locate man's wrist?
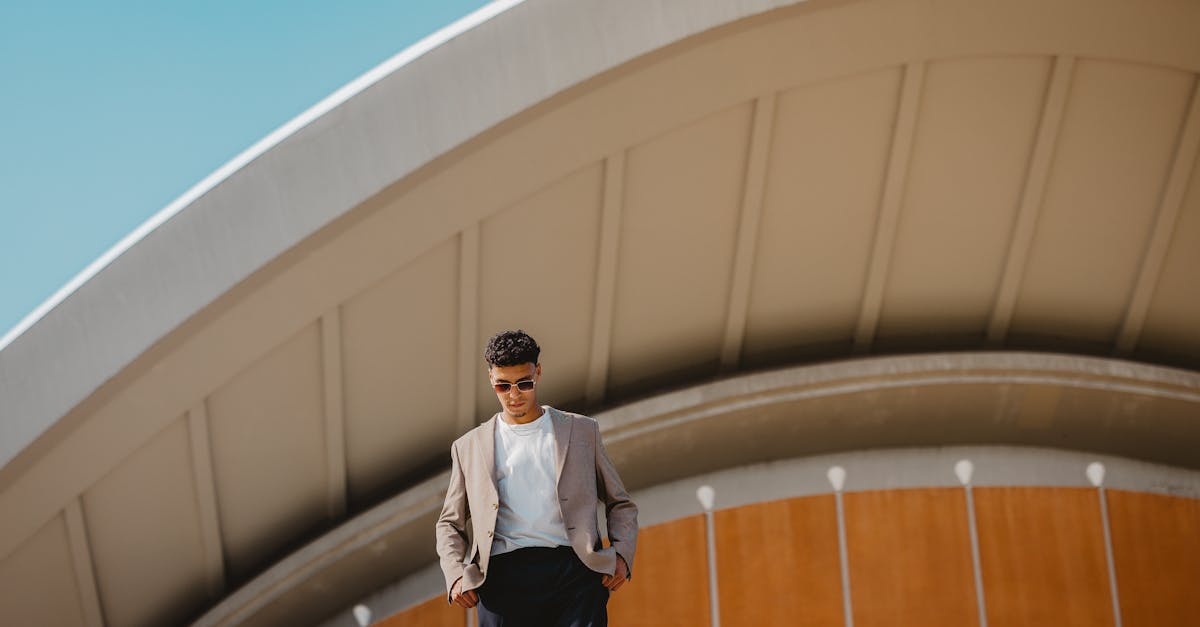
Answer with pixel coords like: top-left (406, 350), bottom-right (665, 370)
top-left (615, 552), bottom-right (629, 575)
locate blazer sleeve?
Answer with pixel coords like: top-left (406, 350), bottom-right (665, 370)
top-left (594, 419), bottom-right (638, 577)
top-left (435, 440), bottom-right (470, 601)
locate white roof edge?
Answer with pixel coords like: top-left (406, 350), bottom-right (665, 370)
top-left (0, 0), bottom-right (803, 471)
top-left (0, 0), bottom-right (528, 354)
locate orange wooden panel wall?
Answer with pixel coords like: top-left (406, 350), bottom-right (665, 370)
top-left (376, 488), bottom-right (1200, 627)
top-left (714, 495), bottom-right (843, 627)
top-left (608, 515), bottom-right (710, 626)
top-left (974, 487), bottom-right (1114, 627)
top-left (844, 488), bottom-right (978, 627)
top-left (1107, 490), bottom-right (1200, 627)
top-left (377, 595), bottom-right (464, 627)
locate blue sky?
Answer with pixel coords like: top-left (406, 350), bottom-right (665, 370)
top-left (0, 0), bottom-right (492, 341)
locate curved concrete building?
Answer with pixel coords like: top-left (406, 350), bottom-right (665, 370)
top-left (2, 0), bottom-right (1199, 625)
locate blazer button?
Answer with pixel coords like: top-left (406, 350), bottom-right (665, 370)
top-left (492, 503), bottom-right (498, 510)
top-left (487, 530), bottom-right (493, 538)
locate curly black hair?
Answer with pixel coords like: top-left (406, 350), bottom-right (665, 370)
top-left (483, 329), bottom-right (541, 367)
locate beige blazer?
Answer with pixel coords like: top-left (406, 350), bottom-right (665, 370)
top-left (435, 407), bottom-right (638, 599)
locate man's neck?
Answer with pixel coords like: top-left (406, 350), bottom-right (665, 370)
top-left (502, 405), bottom-right (545, 425)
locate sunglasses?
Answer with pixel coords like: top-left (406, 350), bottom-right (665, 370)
top-left (492, 379), bottom-right (536, 394)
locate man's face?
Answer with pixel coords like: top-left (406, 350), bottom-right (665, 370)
top-left (489, 362), bottom-right (541, 421)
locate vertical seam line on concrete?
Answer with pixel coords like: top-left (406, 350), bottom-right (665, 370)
top-left (188, 402), bottom-right (227, 599)
top-left (987, 55), bottom-right (1076, 345)
top-left (963, 484), bottom-right (989, 627)
top-left (320, 309), bottom-right (348, 521)
top-left (834, 490), bottom-right (854, 627)
top-left (457, 225), bottom-right (481, 433)
top-left (586, 153), bottom-right (626, 406)
top-left (854, 61), bottom-right (925, 353)
top-left (65, 497), bottom-right (105, 627)
top-left (1115, 77), bottom-right (1200, 354)
top-left (720, 94), bottom-right (777, 372)
top-left (1098, 486), bottom-right (1124, 627)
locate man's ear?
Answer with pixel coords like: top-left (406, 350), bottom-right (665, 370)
top-left (535, 363), bottom-right (541, 377)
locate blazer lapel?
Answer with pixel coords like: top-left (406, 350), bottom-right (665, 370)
top-left (550, 407), bottom-right (572, 483)
top-left (480, 414), bottom-right (499, 492)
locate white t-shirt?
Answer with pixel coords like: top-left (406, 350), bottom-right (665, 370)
top-left (491, 407), bottom-right (571, 555)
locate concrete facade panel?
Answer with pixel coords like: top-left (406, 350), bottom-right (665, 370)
top-left (341, 238), bottom-right (460, 504)
top-left (476, 163), bottom-right (605, 416)
top-left (1012, 61), bottom-right (1195, 343)
top-left (82, 416), bottom-right (210, 626)
top-left (609, 104), bottom-right (752, 393)
top-left (880, 56), bottom-right (1051, 340)
top-left (745, 68), bottom-right (902, 362)
top-left (0, 514), bottom-right (86, 627)
top-left (1141, 148), bottom-right (1200, 360)
top-left (207, 323), bottom-right (328, 581)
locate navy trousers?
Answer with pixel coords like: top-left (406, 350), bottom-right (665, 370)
top-left (476, 546), bottom-right (610, 627)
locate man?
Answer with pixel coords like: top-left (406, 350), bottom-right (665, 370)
top-left (436, 329), bottom-right (638, 626)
